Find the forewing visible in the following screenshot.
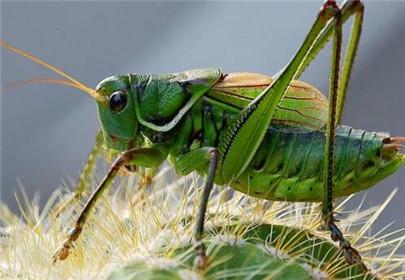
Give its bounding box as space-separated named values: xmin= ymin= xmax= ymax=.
xmin=211 ymin=72 xmax=328 ymax=131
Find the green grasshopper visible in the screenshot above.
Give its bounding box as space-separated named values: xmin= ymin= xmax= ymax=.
xmin=1 ymin=0 xmax=404 ymax=272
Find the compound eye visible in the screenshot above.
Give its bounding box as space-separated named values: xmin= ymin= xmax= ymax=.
xmin=109 ymin=91 xmax=127 ymax=113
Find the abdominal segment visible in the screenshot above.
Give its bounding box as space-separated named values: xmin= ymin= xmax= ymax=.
xmin=228 ymin=125 xmax=395 ymax=202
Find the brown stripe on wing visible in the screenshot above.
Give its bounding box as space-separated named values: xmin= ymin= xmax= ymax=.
xmin=213 ymin=72 xmax=314 ymax=90
xmin=213 ymin=72 xmax=327 ymax=102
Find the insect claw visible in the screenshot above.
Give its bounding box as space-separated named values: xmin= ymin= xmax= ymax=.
xmin=51 ymin=225 xmax=82 ymax=264
xmin=52 ymin=242 xmax=71 ymax=264
xmin=340 ymin=242 xmax=360 ymax=265
xmin=328 ymin=220 xmax=369 ymax=272
xmin=194 ymin=243 xmax=210 ymax=272
xmin=326 ymin=220 xmax=372 ymax=273
xmin=342 ymin=245 xmax=361 ymax=265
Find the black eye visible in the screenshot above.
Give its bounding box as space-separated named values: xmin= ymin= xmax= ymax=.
xmin=109 ymin=91 xmax=127 ymax=113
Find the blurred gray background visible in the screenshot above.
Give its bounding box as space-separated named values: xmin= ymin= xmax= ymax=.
xmin=1 ymin=1 xmax=404 ymax=248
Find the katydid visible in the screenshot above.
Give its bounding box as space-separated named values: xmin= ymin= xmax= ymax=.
xmin=1 ymin=0 xmax=404 ymax=273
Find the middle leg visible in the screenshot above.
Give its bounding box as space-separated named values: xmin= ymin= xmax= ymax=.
xmin=173 ymin=147 xmax=219 ymax=271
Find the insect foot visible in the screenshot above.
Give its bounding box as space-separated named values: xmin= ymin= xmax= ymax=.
xmin=340 ymin=240 xmax=361 ymax=264
xmin=193 ymin=243 xmax=210 ymax=272
xmin=52 ymin=225 xmax=82 ymax=264
xmin=327 ymin=219 xmax=369 ymax=272
xmin=340 ymin=240 xmax=370 ymax=273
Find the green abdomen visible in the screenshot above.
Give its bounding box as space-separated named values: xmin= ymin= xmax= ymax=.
xmin=228 ymin=125 xmax=402 ymax=202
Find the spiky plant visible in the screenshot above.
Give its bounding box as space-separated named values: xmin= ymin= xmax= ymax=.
xmin=0 ymin=167 xmax=404 ymax=279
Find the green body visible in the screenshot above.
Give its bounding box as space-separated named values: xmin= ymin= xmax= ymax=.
xmin=4 ymin=1 xmax=403 ymax=267
xmin=13 ymin=1 xmax=398 ymax=265
xmin=95 ymin=69 xmax=403 ymax=202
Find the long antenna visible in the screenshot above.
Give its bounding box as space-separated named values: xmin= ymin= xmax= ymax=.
xmin=4 ymin=77 xmax=85 ymax=92
xmin=0 ymin=40 xmax=106 ymax=102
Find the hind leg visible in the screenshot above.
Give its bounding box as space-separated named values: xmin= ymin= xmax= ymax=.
xmin=320 ymin=0 xmax=368 ymax=270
